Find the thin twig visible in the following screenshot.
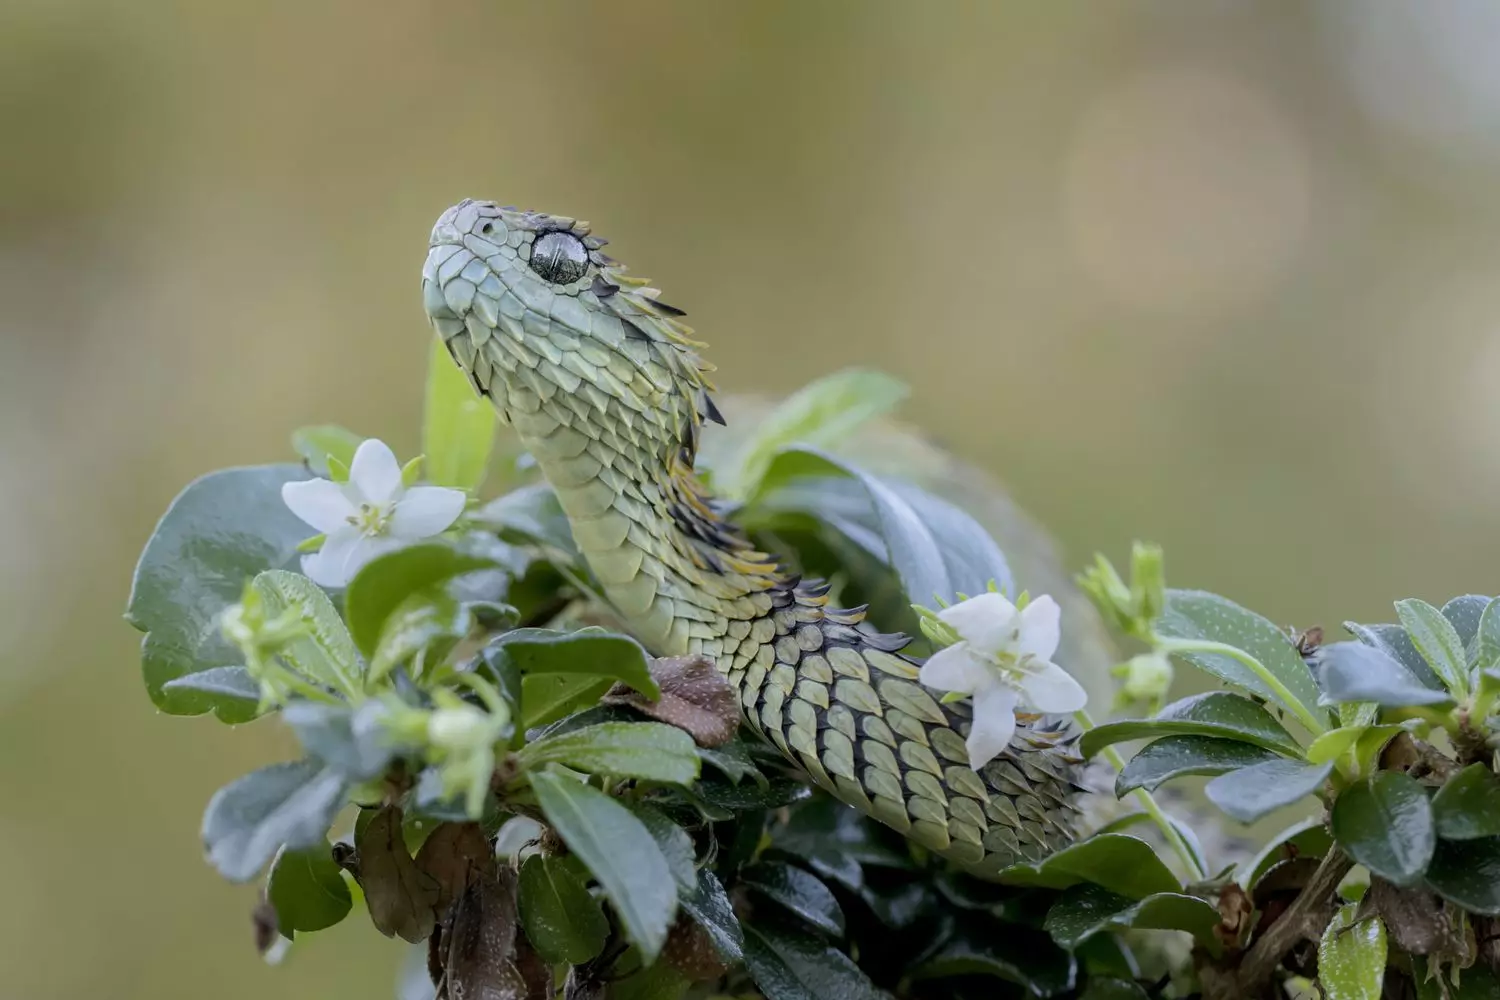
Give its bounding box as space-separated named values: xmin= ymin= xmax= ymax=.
xmin=1225 ymin=847 xmax=1352 ymax=999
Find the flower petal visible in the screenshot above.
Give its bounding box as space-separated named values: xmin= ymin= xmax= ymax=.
xmin=300 ymin=527 xmax=364 ymax=588
xmin=937 ymin=591 xmax=1018 ymax=656
xmin=919 ymin=643 xmax=992 ymax=694
xmin=281 ymin=478 xmax=356 ymax=533
xmin=966 ymin=684 xmax=1019 ymax=770
xmin=348 ymin=439 xmax=403 ymax=504
xmin=389 ymin=486 xmax=467 ymax=539
xmin=341 ymin=534 xmax=406 ymax=582
xmin=1015 ymin=594 xmax=1062 ymax=661
xmin=1017 ymin=660 xmax=1088 ymax=713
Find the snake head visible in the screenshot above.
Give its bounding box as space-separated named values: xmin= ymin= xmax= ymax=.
xmin=421 ymin=199 xmax=719 ymax=438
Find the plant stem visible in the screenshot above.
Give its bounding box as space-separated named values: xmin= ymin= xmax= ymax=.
xmin=1154 ymin=636 xmax=1328 ymax=738
xmin=1074 ymin=709 xmax=1208 ymax=881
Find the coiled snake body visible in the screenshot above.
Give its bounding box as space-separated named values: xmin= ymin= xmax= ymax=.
xmin=422 ymin=200 xmax=1084 ymax=873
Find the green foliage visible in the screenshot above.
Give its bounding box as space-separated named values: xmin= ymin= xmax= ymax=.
xmin=422 ymin=333 xmax=497 ymax=491
xmin=268 ymin=843 xmax=353 ymax=935
xmin=1331 ymin=772 xmax=1435 ymax=886
xmin=1318 ymin=903 xmax=1386 ymax=1000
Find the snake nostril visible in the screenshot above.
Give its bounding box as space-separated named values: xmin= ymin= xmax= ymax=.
xmin=479 ymin=222 xmax=494 ymax=235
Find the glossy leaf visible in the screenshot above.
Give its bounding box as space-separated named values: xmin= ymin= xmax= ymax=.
xmin=517 ymin=722 xmax=699 ymax=785
xmin=1239 ymin=817 xmax=1334 ymax=890
xmin=1080 ymin=979 xmax=1151 ymax=1000
xmin=742 ymin=862 xmax=845 ymax=938
xmin=1344 ymin=620 xmax=1442 ymax=689
xmin=694 ymin=738 xmax=764 ymax=786
xmin=1156 ymin=589 xmax=1324 ymax=727
xmin=627 ymin=803 xmax=697 ymax=894
xmin=529 ymin=769 xmax=676 ymax=962
xmin=1314 ymin=641 xmax=1449 ymax=707
xmin=127 ymin=465 xmax=312 ymax=721
xmin=910 ymin=922 xmax=1076 ymax=997
xmin=1043 ymin=883 xmax=1220 ymax=948
xmin=1205 ymin=759 xmax=1333 ymax=824
xmin=251 ymin=570 xmax=362 ymax=695
xmin=742 ymin=915 xmax=881 ymax=1000
xmin=1433 ymin=764 xmax=1500 ymax=840
xmin=1425 ymin=836 xmax=1500 ymax=914
xmin=1396 ymin=598 xmax=1470 ymax=697
xmin=517 ymin=854 xmax=608 ymax=965
xmin=1000 ymin=833 xmax=1179 ymax=898
xmin=1115 ymin=735 xmax=1279 ymax=795
xmin=424 ymin=334 xmax=497 ymax=491
xmin=201 ymin=759 xmax=349 ymax=882
xmin=160 ymin=666 xmax=260 ymax=715
xmin=727 ymin=368 xmax=908 ymax=501
xmin=367 ymin=585 xmax=470 ymax=684
xmin=290 ymin=425 xmax=363 ymax=478
xmin=1318 ymin=903 xmax=1386 ymax=1000
xmin=1082 ymin=691 xmax=1303 ymax=760
xmin=267 ymin=843 xmax=352 ymax=934
xmin=517 ymin=674 xmax=617 ymax=729
xmin=486 ymin=627 xmax=659 ymax=698
xmin=343 ymin=544 xmax=498 ymax=660
xmin=1331 ymin=771 xmax=1434 ymax=886
xmin=680 ymin=870 xmax=744 ymax=964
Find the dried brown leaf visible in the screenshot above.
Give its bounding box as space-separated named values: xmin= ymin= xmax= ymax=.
xmin=415 ymin=821 xmax=494 ymax=913
xmin=358 ymin=805 xmax=441 ymax=942
xmin=602 ymin=653 xmax=739 ymax=747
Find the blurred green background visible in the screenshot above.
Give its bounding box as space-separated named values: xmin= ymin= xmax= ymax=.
xmin=4 ymin=2 xmax=1499 ymax=996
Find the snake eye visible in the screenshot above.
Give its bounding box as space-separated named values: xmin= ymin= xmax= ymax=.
xmin=529 ymin=231 xmax=590 ymax=285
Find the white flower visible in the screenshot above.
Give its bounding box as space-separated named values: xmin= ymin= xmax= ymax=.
xmin=919 ymin=592 xmax=1088 ymax=771
xmin=281 ymin=439 xmax=466 ymax=588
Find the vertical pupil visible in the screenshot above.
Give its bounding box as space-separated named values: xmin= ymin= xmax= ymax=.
xmin=531 ymin=231 xmax=587 ymax=284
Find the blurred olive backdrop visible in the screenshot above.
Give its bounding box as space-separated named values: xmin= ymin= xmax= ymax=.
xmin=4 ymin=1 xmax=1499 ymax=996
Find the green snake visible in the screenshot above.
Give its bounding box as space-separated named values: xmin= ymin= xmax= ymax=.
xmin=421 ymin=199 xmax=1083 ymax=873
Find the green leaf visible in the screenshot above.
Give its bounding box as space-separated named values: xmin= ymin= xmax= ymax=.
xmin=487 ymin=627 xmax=659 ymax=698
xmin=1318 ymin=903 xmax=1386 ymax=1000
xmin=742 ymin=915 xmax=881 ymax=1000
xmin=1476 ymin=597 xmax=1500 ymax=677
xmin=471 ymin=482 xmax=579 ymax=558
xmin=1156 ymin=589 xmax=1324 ymax=729
xmin=344 ymin=544 xmax=499 ymax=660
xmin=726 ymin=368 xmax=908 ymax=501
xmin=742 ymin=862 xmax=845 ymax=938
xmin=627 ymin=803 xmax=697 ymax=894
xmin=1433 ymin=764 xmax=1500 ymax=840
xmin=1115 ymin=736 xmax=1280 ymax=795
xmin=1081 ymin=692 xmax=1304 ymax=760
xmin=1396 ymin=598 xmax=1471 ymax=698
xmin=695 ymin=738 xmax=765 ymax=786
xmin=1080 ymin=979 xmax=1151 ymax=1000
xmin=251 ymin=569 xmax=362 ymax=695
xmin=910 ymin=922 xmax=1076 ymax=996
xmin=1205 ymin=759 xmax=1333 ymax=824
xmin=529 ymin=769 xmax=676 ymax=962
xmin=517 ymin=722 xmax=699 ymax=784
xmin=1315 ymin=641 xmax=1449 ymax=707
xmin=753 ymin=446 xmax=1010 ymax=604
xmin=1345 ymin=620 xmax=1443 ymax=690
xmin=267 ymin=843 xmax=352 ymax=934
xmin=1441 ymin=595 xmax=1491 ymax=651
xmin=1239 ymin=817 xmax=1334 ymax=890
xmin=368 ymin=585 xmax=470 ymax=684
xmin=680 ymin=869 xmax=744 ymax=963
xmin=516 ymin=854 xmax=608 ymax=965
xmin=201 ymin=759 xmax=349 ymax=882
xmin=1425 ymin=836 xmax=1500 ymax=913
xmin=1000 ymin=833 xmax=1179 ymax=898
xmin=290 ymin=425 xmax=362 ymax=478
xmin=423 ymin=334 xmax=497 ymax=491
xmin=160 ymin=666 xmax=260 ymax=714
xmin=127 ymin=465 xmax=313 ymax=721
xmin=1043 ymin=883 xmax=1220 ymax=949
xmin=282 ymin=701 xmax=393 ymax=780
xmin=1331 ymin=771 xmax=1434 ymax=886
xmin=518 ymin=674 xmax=617 ymax=729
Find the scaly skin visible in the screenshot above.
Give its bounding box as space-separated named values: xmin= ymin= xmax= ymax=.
xmin=422 ymin=199 xmax=1084 ymax=871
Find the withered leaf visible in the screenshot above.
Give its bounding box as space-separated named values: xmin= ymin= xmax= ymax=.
xmin=251 ymin=897 xmax=279 ymax=955
xmin=660 ymin=913 xmax=729 ymax=983
xmin=415 ymin=821 xmax=494 ymax=913
xmin=358 ymin=805 xmax=441 ymax=942
xmin=602 ymin=654 xmax=739 ymax=748
xmin=442 ymin=864 xmax=530 ymax=1000
xmin=1369 ymin=878 xmax=1451 ymax=957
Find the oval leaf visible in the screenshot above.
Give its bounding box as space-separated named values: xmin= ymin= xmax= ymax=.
xmin=628 ymin=803 xmax=697 ymax=894
xmin=252 ymin=570 xmax=362 ymax=695
xmin=680 ymin=870 xmax=744 ymax=964
xmin=343 ymin=544 xmax=498 ymax=659
xmin=201 ymin=759 xmax=349 ymax=882
xmin=1116 ymin=736 xmax=1280 ymax=795
xmin=1318 ymin=903 xmax=1386 ymax=1000
xmin=1044 ymin=884 xmax=1221 ymax=949
xmin=1395 ymin=598 xmax=1470 ymax=698
xmin=742 ymin=862 xmax=846 ymax=938
xmin=1205 ymin=759 xmax=1333 ymax=824
xmin=1000 ymin=833 xmax=1179 ymax=898
xmin=1331 ymin=771 xmax=1435 ymax=886
xmin=1239 ymin=817 xmax=1334 ymax=890
xmin=1156 ymin=589 xmax=1324 ymax=729
xmin=127 ymin=465 xmax=312 ymax=721
xmin=517 ymin=854 xmax=608 ymax=965
xmin=1433 ymin=764 xmax=1500 ymax=840
xmin=487 ymin=627 xmax=659 ymax=699
xmin=357 ymin=805 xmax=440 ymax=943
xmin=742 ymin=916 xmax=881 ymax=1000
xmin=1082 ymin=691 xmax=1303 ymax=760
xmin=529 ymin=769 xmax=676 ymax=962
xmin=160 ymin=666 xmax=261 ymax=715
xmin=267 ymin=843 xmax=352 ymax=934
xmin=1314 ymin=641 xmax=1449 ymax=708
xmin=1476 ymin=597 xmax=1500 ymax=678
xmin=1425 ymin=836 xmax=1500 ymax=914
xmin=517 ymin=722 xmax=700 ymax=785
xmin=368 ymin=585 xmax=471 ymax=684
